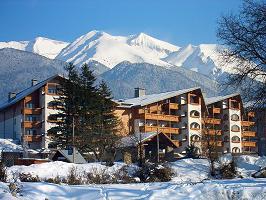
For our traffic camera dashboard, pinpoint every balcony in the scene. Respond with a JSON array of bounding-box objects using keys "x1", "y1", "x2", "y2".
[
  {"x1": 140, "y1": 125, "x2": 180, "y2": 134},
  {"x1": 242, "y1": 131, "x2": 256, "y2": 137},
  {"x1": 22, "y1": 108, "x2": 42, "y2": 115},
  {"x1": 213, "y1": 108, "x2": 221, "y2": 114},
  {"x1": 242, "y1": 121, "x2": 255, "y2": 126},
  {"x1": 204, "y1": 118, "x2": 221, "y2": 125},
  {"x1": 207, "y1": 129, "x2": 222, "y2": 136},
  {"x1": 242, "y1": 141, "x2": 256, "y2": 147},
  {"x1": 47, "y1": 119, "x2": 63, "y2": 123},
  {"x1": 141, "y1": 113, "x2": 180, "y2": 122},
  {"x1": 248, "y1": 112, "x2": 255, "y2": 117},
  {"x1": 22, "y1": 121, "x2": 42, "y2": 128},
  {"x1": 167, "y1": 103, "x2": 179, "y2": 110},
  {"x1": 23, "y1": 135, "x2": 42, "y2": 142}
]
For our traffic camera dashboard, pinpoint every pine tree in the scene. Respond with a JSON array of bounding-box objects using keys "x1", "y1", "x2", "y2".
[{"x1": 48, "y1": 63, "x2": 80, "y2": 149}]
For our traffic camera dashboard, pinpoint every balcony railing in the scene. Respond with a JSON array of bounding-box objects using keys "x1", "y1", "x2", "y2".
[
  {"x1": 248, "y1": 112, "x2": 255, "y2": 117},
  {"x1": 167, "y1": 103, "x2": 179, "y2": 110},
  {"x1": 23, "y1": 135, "x2": 42, "y2": 142},
  {"x1": 140, "y1": 113, "x2": 180, "y2": 122},
  {"x1": 213, "y1": 107, "x2": 221, "y2": 114},
  {"x1": 206, "y1": 129, "x2": 222, "y2": 135},
  {"x1": 242, "y1": 121, "x2": 255, "y2": 126},
  {"x1": 22, "y1": 121, "x2": 42, "y2": 128},
  {"x1": 242, "y1": 131, "x2": 256, "y2": 137},
  {"x1": 204, "y1": 118, "x2": 221, "y2": 125},
  {"x1": 22, "y1": 108, "x2": 42, "y2": 115},
  {"x1": 242, "y1": 141, "x2": 256, "y2": 147},
  {"x1": 140, "y1": 125, "x2": 180, "y2": 134},
  {"x1": 203, "y1": 140, "x2": 223, "y2": 147}
]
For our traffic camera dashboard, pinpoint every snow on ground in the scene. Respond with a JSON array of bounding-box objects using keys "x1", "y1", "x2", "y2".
[{"x1": 2, "y1": 155, "x2": 266, "y2": 199}]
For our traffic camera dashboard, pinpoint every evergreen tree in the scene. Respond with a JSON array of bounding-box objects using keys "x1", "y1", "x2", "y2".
[{"x1": 48, "y1": 63, "x2": 80, "y2": 149}]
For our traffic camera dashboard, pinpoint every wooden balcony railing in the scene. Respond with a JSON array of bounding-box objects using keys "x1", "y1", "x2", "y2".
[
  {"x1": 167, "y1": 103, "x2": 179, "y2": 110},
  {"x1": 204, "y1": 118, "x2": 221, "y2": 125},
  {"x1": 23, "y1": 135, "x2": 42, "y2": 142},
  {"x1": 248, "y1": 112, "x2": 255, "y2": 117},
  {"x1": 140, "y1": 113, "x2": 180, "y2": 122},
  {"x1": 22, "y1": 108, "x2": 42, "y2": 115},
  {"x1": 242, "y1": 131, "x2": 256, "y2": 137},
  {"x1": 242, "y1": 121, "x2": 255, "y2": 126},
  {"x1": 242, "y1": 141, "x2": 256, "y2": 147},
  {"x1": 22, "y1": 121, "x2": 42, "y2": 128},
  {"x1": 140, "y1": 125, "x2": 180, "y2": 134},
  {"x1": 213, "y1": 108, "x2": 221, "y2": 114},
  {"x1": 206, "y1": 129, "x2": 222, "y2": 135}
]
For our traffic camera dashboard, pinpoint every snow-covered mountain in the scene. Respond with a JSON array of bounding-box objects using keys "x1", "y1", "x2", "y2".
[
  {"x1": 56, "y1": 30, "x2": 179, "y2": 68},
  {"x1": 0, "y1": 48, "x2": 66, "y2": 101},
  {"x1": 0, "y1": 37, "x2": 69, "y2": 59}
]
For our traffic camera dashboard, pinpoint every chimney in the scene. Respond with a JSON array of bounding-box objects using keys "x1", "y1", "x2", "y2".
[
  {"x1": 31, "y1": 79, "x2": 38, "y2": 86},
  {"x1": 8, "y1": 92, "x2": 16, "y2": 101},
  {"x1": 134, "y1": 87, "x2": 146, "y2": 98}
]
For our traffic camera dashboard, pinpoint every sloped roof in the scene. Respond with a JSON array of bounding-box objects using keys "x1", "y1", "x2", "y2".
[
  {"x1": 0, "y1": 74, "x2": 63, "y2": 111},
  {"x1": 56, "y1": 149, "x2": 87, "y2": 164},
  {"x1": 205, "y1": 93, "x2": 240, "y2": 105},
  {"x1": 119, "y1": 132, "x2": 179, "y2": 148},
  {"x1": 116, "y1": 87, "x2": 201, "y2": 108}
]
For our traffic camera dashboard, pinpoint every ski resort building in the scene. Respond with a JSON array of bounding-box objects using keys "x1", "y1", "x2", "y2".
[
  {"x1": 0, "y1": 75, "x2": 258, "y2": 156},
  {"x1": 205, "y1": 94, "x2": 257, "y2": 154},
  {"x1": 115, "y1": 88, "x2": 257, "y2": 156},
  {"x1": 0, "y1": 75, "x2": 63, "y2": 149}
]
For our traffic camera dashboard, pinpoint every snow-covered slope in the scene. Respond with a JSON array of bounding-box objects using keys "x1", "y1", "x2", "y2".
[
  {"x1": 0, "y1": 37, "x2": 69, "y2": 59},
  {"x1": 0, "y1": 48, "x2": 66, "y2": 101},
  {"x1": 56, "y1": 30, "x2": 179, "y2": 68},
  {"x1": 164, "y1": 44, "x2": 230, "y2": 78}
]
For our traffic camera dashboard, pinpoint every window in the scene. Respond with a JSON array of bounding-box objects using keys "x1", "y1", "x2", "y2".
[
  {"x1": 25, "y1": 102, "x2": 34, "y2": 108},
  {"x1": 224, "y1": 136, "x2": 229, "y2": 142},
  {"x1": 231, "y1": 114, "x2": 240, "y2": 121},
  {"x1": 232, "y1": 147, "x2": 240, "y2": 153},
  {"x1": 190, "y1": 134, "x2": 200, "y2": 142},
  {"x1": 190, "y1": 122, "x2": 200, "y2": 130},
  {"x1": 26, "y1": 129, "x2": 37, "y2": 135},
  {"x1": 25, "y1": 115, "x2": 38, "y2": 121},
  {"x1": 224, "y1": 125, "x2": 229, "y2": 131},
  {"x1": 231, "y1": 125, "x2": 240, "y2": 132},
  {"x1": 190, "y1": 110, "x2": 200, "y2": 118},
  {"x1": 223, "y1": 114, "x2": 228, "y2": 121},
  {"x1": 171, "y1": 134, "x2": 179, "y2": 140},
  {"x1": 232, "y1": 136, "x2": 240, "y2": 143}
]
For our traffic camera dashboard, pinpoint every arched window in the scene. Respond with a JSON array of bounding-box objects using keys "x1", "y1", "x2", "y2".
[
  {"x1": 190, "y1": 110, "x2": 200, "y2": 118},
  {"x1": 231, "y1": 114, "x2": 240, "y2": 121},
  {"x1": 232, "y1": 147, "x2": 240, "y2": 153},
  {"x1": 190, "y1": 135, "x2": 201, "y2": 142},
  {"x1": 224, "y1": 136, "x2": 229, "y2": 142},
  {"x1": 231, "y1": 125, "x2": 240, "y2": 132},
  {"x1": 190, "y1": 122, "x2": 200, "y2": 130},
  {"x1": 223, "y1": 114, "x2": 228, "y2": 121},
  {"x1": 232, "y1": 136, "x2": 240, "y2": 143}
]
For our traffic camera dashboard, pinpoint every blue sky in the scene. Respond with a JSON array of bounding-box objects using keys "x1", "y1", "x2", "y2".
[{"x1": 0, "y1": 0, "x2": 243, "y2": 46}]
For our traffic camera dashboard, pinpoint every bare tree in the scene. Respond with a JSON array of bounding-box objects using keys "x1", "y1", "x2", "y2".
[
  {"x1": 201, "y1": 117, "x2": 222, "y2": 176},
  {"x1": 217, "y1": 0, "x2": 266, "y2": 109}
]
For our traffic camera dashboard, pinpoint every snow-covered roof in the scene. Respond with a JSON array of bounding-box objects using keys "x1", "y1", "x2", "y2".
[
  {"x1": 0, "y1": 74, "x2": 63, "y2": 111},
  {"x1": 54, "y1": 149, "x2": 87, "y2": 164},
  {"x1": 119, "y1": 132, "x2": 178, "y2": 148},
  {"x1": 205, "y1": 93, "x2": 240, "y2": 105},
  {"x1": 116, "y1": 87, "x2": 201, "y2": 108}
]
